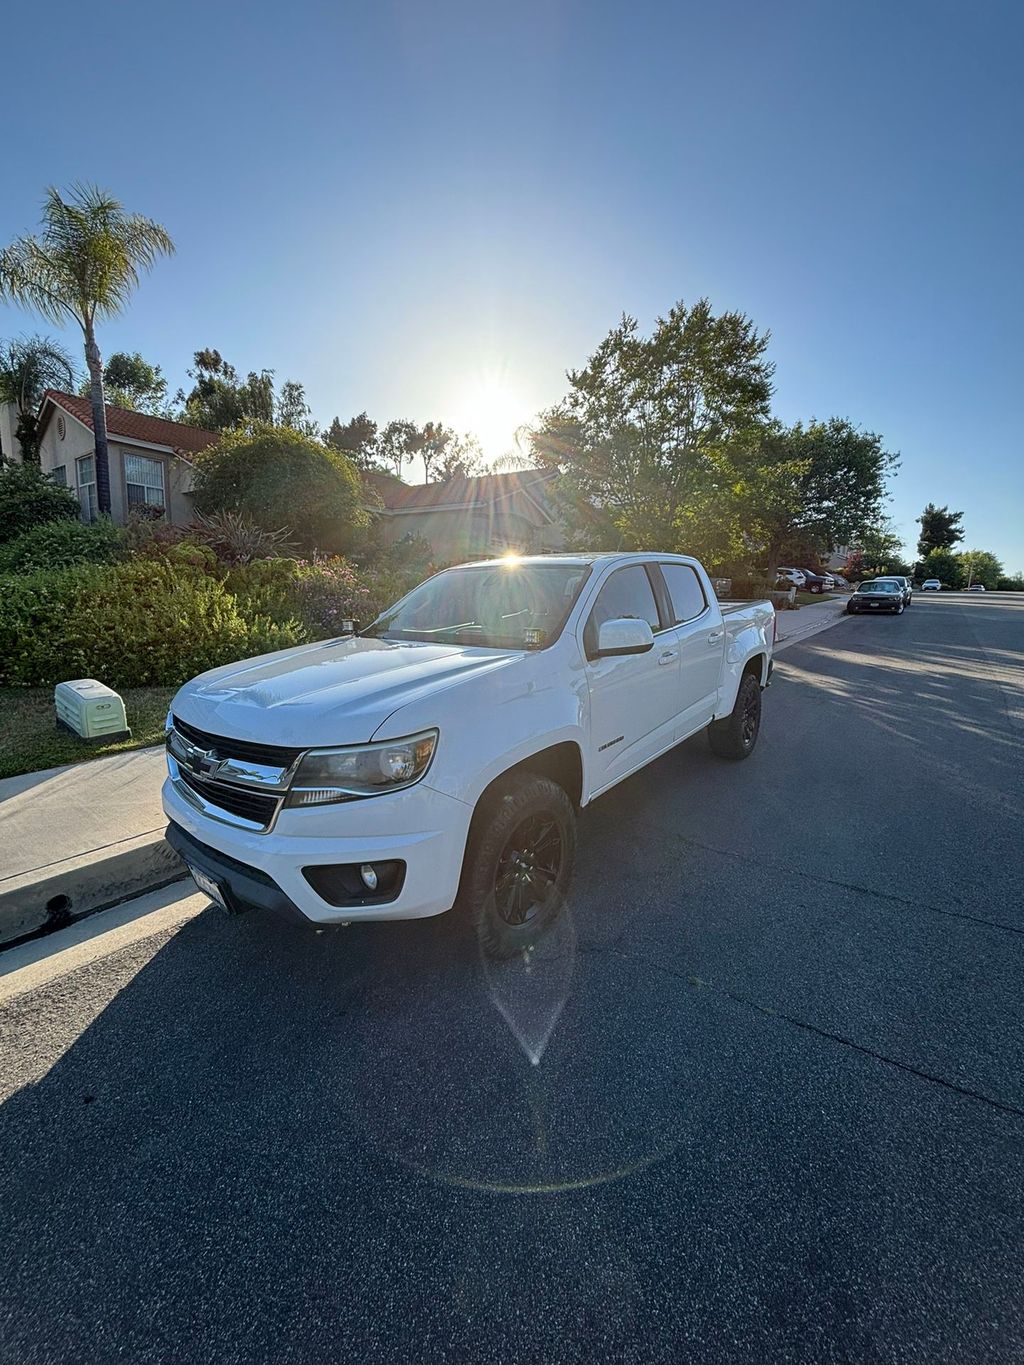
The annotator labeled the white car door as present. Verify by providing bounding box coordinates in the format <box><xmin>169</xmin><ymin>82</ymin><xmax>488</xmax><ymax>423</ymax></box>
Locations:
<box><xmin>656</xmin><ymin>561</ymin><xmax>723</xmax><ymax>735</ymax></box>
<box><xmin>581</xmin><ymin>563</ymin><xmax>681</xmax><ymax>794</ymax></box>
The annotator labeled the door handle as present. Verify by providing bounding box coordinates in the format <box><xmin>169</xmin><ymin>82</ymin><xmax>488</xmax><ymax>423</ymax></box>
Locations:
<box><xmin>658</xmin><ymin>650</ymin><xmax>677</xmax><ymax>665</ymax></box>
<box><xmin>707</xmin><ymin>631</ymin><xmax>723</xmax><ymax>643</ymax></box>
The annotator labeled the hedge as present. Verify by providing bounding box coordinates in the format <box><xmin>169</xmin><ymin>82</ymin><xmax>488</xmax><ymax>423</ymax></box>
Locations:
<box><xmin>0</xmin><ymin>561</ymin><xmax>306</xmax><ymax>689</ymax></box>
<box><xmin>0</xmin><ymin>517</ymin><xmax>126</xmax><ymax>574</ymax></box>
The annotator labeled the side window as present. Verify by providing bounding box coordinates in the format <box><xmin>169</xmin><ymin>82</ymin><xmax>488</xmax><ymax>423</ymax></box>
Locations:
<box><xmin>584</xmin><ymin>565</ymin><xmax>661</xmax><ymax>657</ymax></box>
<box><xmin>661</xmin><ymin>563</ymin><xmax>707</xmax><ymax>623</ymax></box>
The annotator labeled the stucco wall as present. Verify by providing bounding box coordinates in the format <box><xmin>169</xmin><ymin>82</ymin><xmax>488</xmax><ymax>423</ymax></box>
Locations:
<box><xmin>36</xmin><ymin>412</ymin><xmax>193</xmax><ymax>526</ymax></box>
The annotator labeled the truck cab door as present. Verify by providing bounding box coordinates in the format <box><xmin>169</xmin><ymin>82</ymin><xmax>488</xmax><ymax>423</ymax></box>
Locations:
<box><xmin>581</xmin><ymin>563</ymin><xmax>680</xmax><ymax>795</ymax></box>
<box><xmin>655</xmin><ymin>561</ymin><xmax>723</xmax><ymax>736</ymax></box>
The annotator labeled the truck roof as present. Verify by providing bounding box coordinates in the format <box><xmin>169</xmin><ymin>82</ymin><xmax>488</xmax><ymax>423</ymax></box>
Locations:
<box><xmin>454</xmin><ymin>551</ymin><xmax>701</xmax><ymax>569</ymax></box>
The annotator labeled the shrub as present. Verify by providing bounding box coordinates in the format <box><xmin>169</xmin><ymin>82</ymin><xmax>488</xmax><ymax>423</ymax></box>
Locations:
<box><xmin>0</xmin><ymin>517</ymin><xmax>125</xmax><ymax>574</ymax></box>
<box><xmin>226</xmin><ymin>556</ymin><xmax>379</xmax><ymax>639</ymax></box>
<box><xmin>0</xmin><ymin>460</ymin><xmax>80</xmax><ymax>544</ymax></box>
<box><xmin>189</xmin><ymin>509</ymin><xmax>297</xmax><ymax>565</ymax></box>
<box><xmin>190</xmin><ymin>424</ymin><xmax>369</xmax><ymax>555</ymax></box>
<box><xmin>726</xmin><ymin>578</ymin><xmax>776</xmax><ymax>600</ymax></box>
<box><xmin>0</xmin><ymin>560</ymin><xmax>305</xmax><ymax>689</ymax></box>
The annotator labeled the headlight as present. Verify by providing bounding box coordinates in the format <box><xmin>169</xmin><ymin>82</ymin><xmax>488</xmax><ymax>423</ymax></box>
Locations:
<box><xmin>285</xmin><ymin>731</ymin><xmax>438</xmax><ymax>807</ymax></box>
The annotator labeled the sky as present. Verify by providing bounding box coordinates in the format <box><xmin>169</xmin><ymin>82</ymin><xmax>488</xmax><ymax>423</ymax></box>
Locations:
<box><xmin>2</xmin><ymin>0</ymin><xmax>1022</xmax><ymax>570</ymax></box>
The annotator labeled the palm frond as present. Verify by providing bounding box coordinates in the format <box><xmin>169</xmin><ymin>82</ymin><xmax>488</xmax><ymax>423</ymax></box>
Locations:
<box><xmin>3</xmin><ymin>184</ymin><xmax>174</xmax><ymax>329</ymax></box>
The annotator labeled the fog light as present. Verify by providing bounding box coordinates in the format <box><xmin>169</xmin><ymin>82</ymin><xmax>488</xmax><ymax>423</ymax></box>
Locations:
<box><xmin>359</xmin><ymin>864</ymin><xmax>378</xmax><ymax>891</ymax></box>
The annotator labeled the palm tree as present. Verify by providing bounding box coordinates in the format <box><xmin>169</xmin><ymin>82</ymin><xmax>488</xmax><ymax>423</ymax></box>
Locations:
<box><xmin>0</xmin><ymin>335</ymin><xmax>76</xmax><ymax>460</ymax></box>
<box><xmin>0</xmin><ymin>184</ymin><xmax>174</xmax><ymax>513</ymax></box>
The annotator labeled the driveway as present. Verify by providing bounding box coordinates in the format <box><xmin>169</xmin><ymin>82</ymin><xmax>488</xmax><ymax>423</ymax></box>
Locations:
<box><xmin>1</xmin><ymin>595</ymin><xmax>1022</xmax><ymax>1363</ymax></box>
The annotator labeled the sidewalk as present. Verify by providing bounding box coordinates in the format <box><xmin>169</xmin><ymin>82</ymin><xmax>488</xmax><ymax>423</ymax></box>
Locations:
<box><xmin>0</xmin><ymin>746</ymin><xmax>183</xmax><ymax>947</ymax></box>
<box><xmin>773</xmin><ymin>594</ymin><xmax>850</xmax><ymax>653</ymax></box>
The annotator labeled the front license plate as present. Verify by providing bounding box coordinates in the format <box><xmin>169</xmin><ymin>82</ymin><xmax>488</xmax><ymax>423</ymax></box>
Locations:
<box><xmin>188</xmin><ymin>864</ymin><xmax>228</xmax><ymax>910</ymax></box>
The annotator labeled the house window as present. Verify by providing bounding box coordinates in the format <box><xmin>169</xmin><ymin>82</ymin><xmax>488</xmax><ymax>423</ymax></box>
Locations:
<box><xmin>51</xmin><ymin>465</ymin><xmax>67</xmax><ymax>486</ymax></box>
<box><xmin>124</xmin><ymin>453</ymin><xmax>166</xmax><ymax>512</ymax></box>
<box><xmin>76</xmin><ymin>455</ymin><xmax>98</xmax><ymax>522</ymax></box>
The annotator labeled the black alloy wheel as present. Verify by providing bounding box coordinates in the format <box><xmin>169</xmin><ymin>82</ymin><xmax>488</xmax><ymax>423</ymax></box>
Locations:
<box><xmin>494</xmin><ymin>815</ymin><xmax>563</xmax><ymax>927</ymax></box>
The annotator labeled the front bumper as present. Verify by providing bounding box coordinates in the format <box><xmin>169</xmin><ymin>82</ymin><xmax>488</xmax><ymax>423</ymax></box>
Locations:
<box><xmin>162</xmin><ymin>775</ymin><xmax>473</xmax><ymax>925</ymax></box>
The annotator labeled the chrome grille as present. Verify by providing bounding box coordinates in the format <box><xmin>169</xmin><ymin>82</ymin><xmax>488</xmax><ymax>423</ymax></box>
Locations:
<box><xmin>166</xmin><ymin>719</ymin><xmax>301</xmax><ymax>832</ymax></box>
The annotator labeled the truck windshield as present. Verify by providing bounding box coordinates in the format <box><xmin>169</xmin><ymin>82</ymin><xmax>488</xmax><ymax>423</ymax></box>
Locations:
<box><xmin>363</xmin><ymin>561</ymin><xmax>592</xmax><ymax>650</ymax></box>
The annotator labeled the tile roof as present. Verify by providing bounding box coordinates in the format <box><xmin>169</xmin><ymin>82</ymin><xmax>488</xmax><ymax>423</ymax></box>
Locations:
<box><xmin>367</xmin><ymin>467</ymin><xmax>554</xmax><ymax>512</ymax></box>
<box><xmin>42</xmin><ymin>390</ymin><xmax>219</xmax><ymax>456</ymax></box>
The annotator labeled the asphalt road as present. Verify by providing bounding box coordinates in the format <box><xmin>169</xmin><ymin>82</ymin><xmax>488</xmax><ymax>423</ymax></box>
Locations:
<box><xmin>1</xmin><ymin>594</ymin><xmax>1022</xmax><ymax>1364</ymax></box>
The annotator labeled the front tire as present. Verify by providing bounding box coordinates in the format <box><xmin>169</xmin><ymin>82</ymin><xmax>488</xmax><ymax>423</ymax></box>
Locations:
<box><xmin>457</xmin><ymin>773</ymin><xmax>577</xmax><ymax>959</ymax></box>
<box><xmin>895</xmin><ymin>601</ymin><xmax>904</xmax><ymax>614</ymax></box>
<box><xmin>708</xmin><ymin>671</ymin><xmax>762</xmax><ymax>760</ymax></box>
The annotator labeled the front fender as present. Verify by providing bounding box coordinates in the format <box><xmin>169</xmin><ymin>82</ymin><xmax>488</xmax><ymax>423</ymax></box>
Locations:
<box><xmin>370</xmin><ymin>645</ymin><xmax>591</xmax><ymax>809</ymax></box>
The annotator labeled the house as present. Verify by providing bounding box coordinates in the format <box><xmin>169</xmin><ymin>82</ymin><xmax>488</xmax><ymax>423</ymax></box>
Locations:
<box><xmin>364</xmin><ymin>467</ymin><xmax>564</xmax><ymax>561</ymax></box>
<box><xmin>29</xmin><ymin>391</ymin><xmax>219</xmax><ymax>526</ymax></box>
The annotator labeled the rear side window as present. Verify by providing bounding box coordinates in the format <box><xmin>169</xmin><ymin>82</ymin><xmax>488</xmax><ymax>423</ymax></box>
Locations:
<box><xmin>584</xmin><ymin>565</ymin><xmax>661</xmax><ymax>656</ymax></box>
<box><xmin>661</xmin><ymin>563</ymin><xmax>707</xmax><ymax>623</ymax></box>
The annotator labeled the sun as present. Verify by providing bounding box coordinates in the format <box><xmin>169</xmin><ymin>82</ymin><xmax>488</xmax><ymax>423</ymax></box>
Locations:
<box><xmin>451</xmin><ymin>371</ymin><xmax>533</xmax><ymax>462</ymax></box>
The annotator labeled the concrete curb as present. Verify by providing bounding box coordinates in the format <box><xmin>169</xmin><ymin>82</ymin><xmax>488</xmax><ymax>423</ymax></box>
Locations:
<box><xmin>774</xmin><ymin>601</ymin><xmax>850</xmax><ymax>653</ymax></box>
<box><xmin>0</xmin><ymin>832</ymin><xmax>186</xmax><ymax>949</ymax></box>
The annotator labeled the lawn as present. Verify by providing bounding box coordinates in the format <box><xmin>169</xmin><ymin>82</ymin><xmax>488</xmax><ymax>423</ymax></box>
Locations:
<box><xmin>0</xmin><ymin>686</ymin><xmax>176</xmax><ymax>781</ymax></box>
<box><xmin>793</xmin><ymin>591</ymin><xmax>840</xmax><ymax>606</ymax></box>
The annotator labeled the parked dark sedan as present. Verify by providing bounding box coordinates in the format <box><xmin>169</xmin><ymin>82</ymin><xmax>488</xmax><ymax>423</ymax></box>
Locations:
<box><xmin>846</xmin><ymin>580</ymin><xmax>906</xmax><ymax>614</ymax></box>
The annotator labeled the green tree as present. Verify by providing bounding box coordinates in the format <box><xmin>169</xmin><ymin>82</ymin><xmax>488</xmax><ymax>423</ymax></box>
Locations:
<box><xmin>530</xmin><ymin>298</ymin><xmax>774</xmax><ymax>552</ymax></box>
<box><xmin>276</xmin><ymin>379</ymin><xmax>318</xmax><ymax>436</ymax></box>
<box><xmin>0</xmin><ymin>184</ymin><xmax>174</xmax><ymax>514</ymax></box>
<box><xmin>917</xmin><ymin>503</ymin><xmax>965</xmax><ymax>558</ymax></box>
<box><xmin>0</xmin><ymin>458</ymin><xmax>80</xmax><ymax>542</ymax></box>
<box><xmin>957</xmin><ymin>549</ymin><xmax>1002</xmax><ymax>589</ymax></box>
<box><xmin>434</xmin><ymin>432</ymin><xmax>486</xmax><ymax>482</ymax></box>
<box><xmin>323</xmin><ymin>411</ymin><xmax>379</xmax><ymax>467</ymax></box>
<box><xmin>856</xmin><ymin>519</ymin><xmax>912</xmax><ymax>577</ymax></box>
<box><xmin>178</xmin><ymin>349</ymin><xmax>276</xmax><ymax>430</ymax></box>
<box><xmin>190</xmin><ymin>424</ymin><xmax>368</xmax><ymax>554</ymax></box>
<box><xmin>419</xmin><ymin>421</ymin><xmax>458</xmax><ymax>483</ymax></box>
<box><xmin>921</xmin><ymin>547</ymin><xmax>964</xmax><ymax>588</ymax></box>
<box><xmin>0</xmin><ymin>335</ymin><xmax>76</xmax><ymax>460</ymax></box>
<box><xmin>378</xmin><ymin>419</ymin><xmax>423</xmax><ymax>480</ymax></box>
<box><xmin>730</xmin><ymin>419</ymin><xmax>899</xmax><ymax>577</ymax></box>
<box><xmin>94</xmin><ymin>351</ymin><xmax>168</xmax><ymax>414</ymax></box>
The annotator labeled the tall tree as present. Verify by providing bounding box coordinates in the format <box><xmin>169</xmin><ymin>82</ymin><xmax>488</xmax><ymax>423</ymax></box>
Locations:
<box><xmin>921</xmin><ymin>547</ymin><xmax>963</xmax><ymax>588</ymax></box>
<box><xmin>377</xmin><ymin>419</ymin><xmax>422</xmax><ymax>479</ymax></box>
<box><xmin>0</xmin><ymin>335</ymin><xmax>76</xmax><ymax>460</ymax></box>
<box><xmin>0</xmin><ymin>184</ymin><xmax>174</xmax><ymax>514</ymax></box>
<box><xmin>80</xmin><ymin>350</ymin><xmax>168</xmax><ymax>414</ymax></box>
<box><xmin>529</xmin><ymin>299</ymin><xmax>774</xmax><ymax>551</ymax></box>
<box><xmin>419</xmin><ymin>421</ymin><xmax>457</xmax><ymax>483</ymax></box>
<box><xmin>276</xmin><ymin>379</ymin><xmax>318</xmax><ymax>436</ymax></box>
<box><xmin>734</xmin><ymin>419</ymin><xmax>900</xmax><ymax>577</ymax></box>
<box><xmin>178</xmin><ymin>349</ymin><xmax>275</xmax><ymax>430</ymax></box>
<box><xmin>957</xmin><ymin>549</ymin><xmax>1002</xmax><ymax>589</ymax></box>
<box><xmin>323</xmin><ymin>411</ymin><xmax>380</xmax><ymax>469</ymax></box>
<box><xmin>434</xmin><ymin>432</ymin><xmax>486</xmax><ymax>482</ymax></box>
<box><xmin>917</xmin><ymin>503</ymin><xmax>964</xmax><ymax>558</ymax></box>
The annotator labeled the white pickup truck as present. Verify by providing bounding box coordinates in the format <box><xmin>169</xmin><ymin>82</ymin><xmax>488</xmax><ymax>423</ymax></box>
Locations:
<box><xmin>163</xmin><ymin>553</ymin><xmax>774</xmax><ymax>956</ymax></box>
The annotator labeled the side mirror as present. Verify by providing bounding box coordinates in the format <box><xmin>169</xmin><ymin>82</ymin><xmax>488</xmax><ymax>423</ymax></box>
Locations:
<box><xmin>595</xmin><ymin>617</ymin><xmax>655</xmax><ymax>657</ymax></box>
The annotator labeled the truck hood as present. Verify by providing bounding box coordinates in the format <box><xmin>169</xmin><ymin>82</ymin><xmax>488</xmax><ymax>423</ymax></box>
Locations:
<box><xmin>171</xmin><ymin>636</ymin><xmax>521</xmax><ymax>748</ymax></box>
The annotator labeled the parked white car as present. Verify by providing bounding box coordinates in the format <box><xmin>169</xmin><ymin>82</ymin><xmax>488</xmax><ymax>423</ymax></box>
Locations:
<box><xmin>163</xmin><ymin>553</ymin><xmax>776</xmax><ymax>956</ymax></box>
<box><xmin>775</xmin><ymin>567</ymin><xmax>807</xmax><ymax>589</ymax></box>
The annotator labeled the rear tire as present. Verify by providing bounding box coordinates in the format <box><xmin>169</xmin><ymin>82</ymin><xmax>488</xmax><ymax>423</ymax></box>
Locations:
<box><xmin>457</xmin><ymin>773</ymin><xmax>577</xmax><ymax>959</ymax></box>
<box><xmin>708</xmin><ymin>671</ymin><xmax>762</xmax><ymax>760</ymax></box>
